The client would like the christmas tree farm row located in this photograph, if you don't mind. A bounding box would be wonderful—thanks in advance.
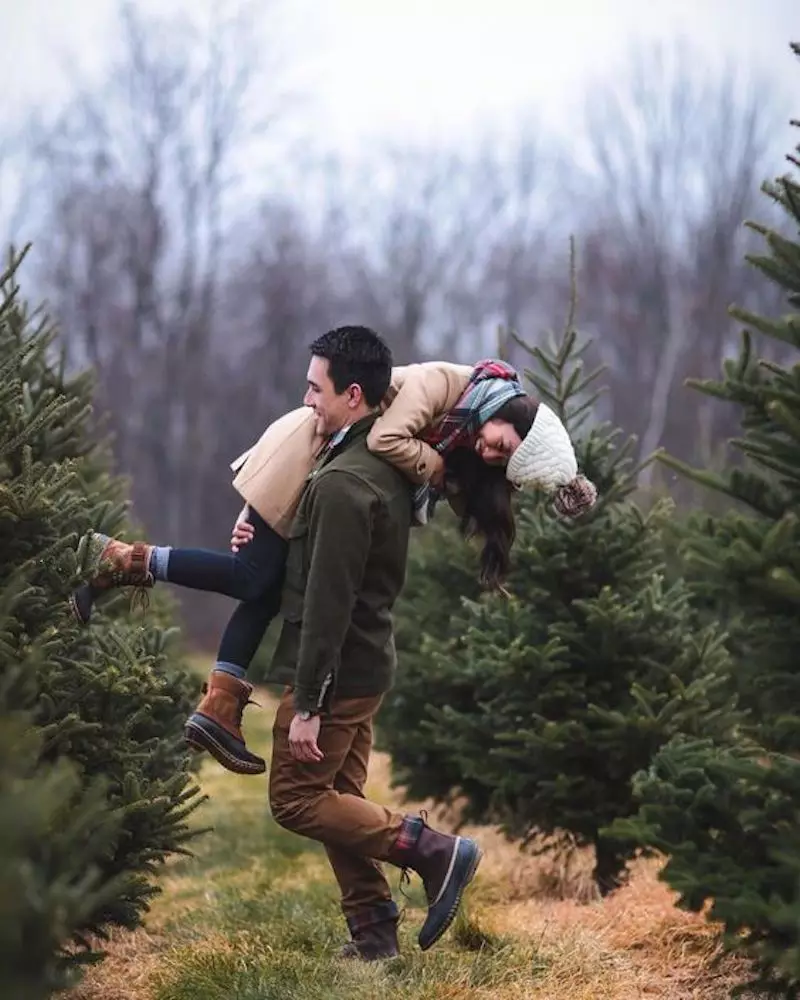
[0,247,203,999]
[4,50,800,999]
[380,65,800,999]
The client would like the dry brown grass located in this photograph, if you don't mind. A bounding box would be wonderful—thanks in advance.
[62,678,751,1000]
[65,929,165,1000]
[370,745,749,999]
[477,857,748,1000]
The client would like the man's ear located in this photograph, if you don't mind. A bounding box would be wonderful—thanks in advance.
[347,383,364,409]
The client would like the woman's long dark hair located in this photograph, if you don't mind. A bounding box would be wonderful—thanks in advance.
[444,394,539,590]
[444,448,514,589]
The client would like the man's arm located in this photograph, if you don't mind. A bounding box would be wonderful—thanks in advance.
[293,470,373,713]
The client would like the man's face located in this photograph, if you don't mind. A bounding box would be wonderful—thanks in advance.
[303,355,358,437]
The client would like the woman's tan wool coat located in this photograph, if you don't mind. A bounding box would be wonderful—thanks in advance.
[229,362,473,538]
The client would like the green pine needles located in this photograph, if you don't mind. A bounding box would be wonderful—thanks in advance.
[380,245,735,895]
[619,51,800,997]
[0,246,203,997]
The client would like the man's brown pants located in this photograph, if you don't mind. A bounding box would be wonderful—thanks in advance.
[269,688,406,919]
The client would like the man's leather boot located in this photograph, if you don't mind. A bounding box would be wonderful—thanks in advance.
[338,904,400,961]
[69,534,155,625]
[389,814,482,951]
[184,670,266,775]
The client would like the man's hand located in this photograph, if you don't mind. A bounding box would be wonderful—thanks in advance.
[231,517,255,552]
[288,713,324,763]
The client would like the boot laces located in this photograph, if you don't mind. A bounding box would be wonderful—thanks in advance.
[397,868,411,923]
[233,692,261,728]
[129,587,151,616]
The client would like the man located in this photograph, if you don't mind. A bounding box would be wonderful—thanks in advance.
[265,325,482,960]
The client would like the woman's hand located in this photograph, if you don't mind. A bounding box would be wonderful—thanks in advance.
[231,516,255,552]
[429,454,446,491]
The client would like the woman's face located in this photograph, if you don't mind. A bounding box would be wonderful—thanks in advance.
[475,419,522,466]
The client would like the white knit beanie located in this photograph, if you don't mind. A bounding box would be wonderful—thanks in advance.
[506,403,598,517]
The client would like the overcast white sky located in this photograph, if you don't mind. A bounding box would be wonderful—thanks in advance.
[3,0,800,246]
[6,0,800,151]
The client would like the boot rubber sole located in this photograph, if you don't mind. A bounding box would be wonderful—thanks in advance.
[184,716,266,776]
[418,839,483,952]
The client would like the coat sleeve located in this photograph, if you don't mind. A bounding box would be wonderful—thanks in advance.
[367,364,464,485]
[292,471,373,713]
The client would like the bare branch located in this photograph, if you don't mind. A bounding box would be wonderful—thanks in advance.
[576,40,780,480]
[35,0,291,553]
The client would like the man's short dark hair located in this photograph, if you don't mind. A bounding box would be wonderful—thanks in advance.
[309,326,393,407]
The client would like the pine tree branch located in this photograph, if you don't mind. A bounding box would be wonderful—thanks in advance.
[657,451,746,502]
[729,306,800,349]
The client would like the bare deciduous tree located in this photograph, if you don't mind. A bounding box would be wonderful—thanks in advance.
[339,143,509,363]
[0,116,52,247]
[574,41,782,482]
[39,0,282,547]
[28,0,299,641]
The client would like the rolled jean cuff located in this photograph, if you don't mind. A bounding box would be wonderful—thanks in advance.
[345,899,400,933]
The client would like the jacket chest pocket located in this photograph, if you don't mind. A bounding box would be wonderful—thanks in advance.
[282,514,308,624]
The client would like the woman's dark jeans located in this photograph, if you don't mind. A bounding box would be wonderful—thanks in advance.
[166,507,288,673]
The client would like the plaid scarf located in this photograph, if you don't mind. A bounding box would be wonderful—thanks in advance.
[412,359,525,525]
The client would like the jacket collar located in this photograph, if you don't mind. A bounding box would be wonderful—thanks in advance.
[322,412,379,463]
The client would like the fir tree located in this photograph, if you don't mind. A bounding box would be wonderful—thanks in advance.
[0,246,203,993]
[658,83,800,755]
[617,47,800,996]
[376,509,487,808]
[0,652,124,998]
[381,250,736,893]
[614,735,800,998]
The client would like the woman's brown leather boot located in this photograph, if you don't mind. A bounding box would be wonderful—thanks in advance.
[184,670,266,775]
[69,534,155,625]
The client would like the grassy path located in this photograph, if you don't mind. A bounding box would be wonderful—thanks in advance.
[66,670,750,1000]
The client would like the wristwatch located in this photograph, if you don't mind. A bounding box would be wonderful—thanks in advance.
[297,710,317,721]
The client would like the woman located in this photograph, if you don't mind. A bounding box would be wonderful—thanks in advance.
[70,358,596,776]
